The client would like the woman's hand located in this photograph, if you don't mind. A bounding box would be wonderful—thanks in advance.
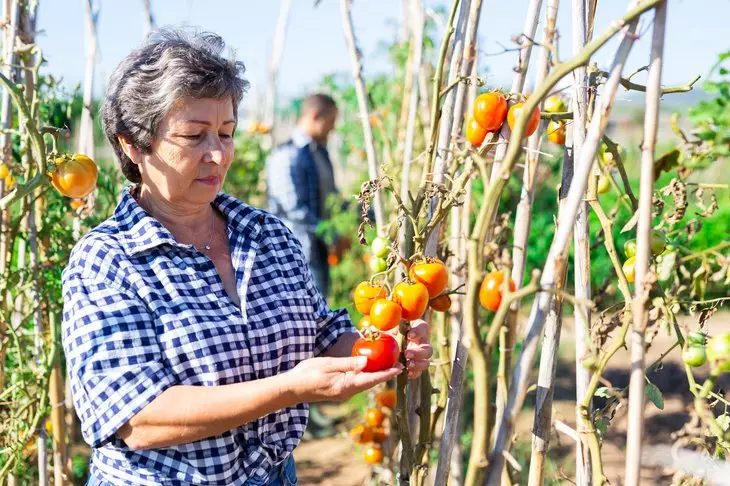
[394,319,433,380]
[287,356,403,403]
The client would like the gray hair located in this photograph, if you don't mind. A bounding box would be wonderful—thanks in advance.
[101,27,249,183]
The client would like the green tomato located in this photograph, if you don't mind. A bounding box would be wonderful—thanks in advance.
[369,257,388,274]
[650,229,667,256]
[622,256,636,284]
[707,332,730,372]
[688,331,707,346]
[371,237,390,259]
[623,239,637,258]
[543,95,566,113]
[682,345,707,368]
[597,174,611,194]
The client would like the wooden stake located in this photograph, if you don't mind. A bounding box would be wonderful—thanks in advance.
[624,2,666,484]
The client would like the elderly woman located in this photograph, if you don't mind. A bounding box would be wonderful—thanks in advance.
[61,28,432,486]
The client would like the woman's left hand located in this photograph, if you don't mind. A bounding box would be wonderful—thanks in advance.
[396,319,433,380]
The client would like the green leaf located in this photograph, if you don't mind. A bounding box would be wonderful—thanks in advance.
[645,381,664,410]
[595,416,610,438]
[594,387,613,398]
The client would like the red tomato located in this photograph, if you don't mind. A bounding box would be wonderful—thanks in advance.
[429,294,452,312]
[393,282,429,321]
[473,92,508,132]
[479,271,516,311]
[352,333,400,372]
[465,116,488,146]
[507,102,541,138]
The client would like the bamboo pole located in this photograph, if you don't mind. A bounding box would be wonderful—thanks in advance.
[0,0,19,394]
[340,0,385,236]
[488,0,543,182]
[263,0,292,147]
[504,0,560,455]
[624,2,666,484]
[399,0,424,256]
[522,3,563,485]
[485,2,649,483]
[141,0,154,37]
[571,0,594,483]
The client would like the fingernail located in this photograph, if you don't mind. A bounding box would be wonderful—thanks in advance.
[396,363,405,371]
[405,351,413,359]
[357,356,368,367]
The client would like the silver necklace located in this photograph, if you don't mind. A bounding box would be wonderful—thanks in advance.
[199,215,215,252]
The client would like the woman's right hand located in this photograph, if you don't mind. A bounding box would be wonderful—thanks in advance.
[287,356,403,403]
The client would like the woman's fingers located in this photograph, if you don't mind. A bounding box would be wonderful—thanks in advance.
[348,364,404,392]
[404,342,433,361]
[407,319,429,341]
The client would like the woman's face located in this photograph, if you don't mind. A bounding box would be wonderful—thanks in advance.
[137,97,236,208]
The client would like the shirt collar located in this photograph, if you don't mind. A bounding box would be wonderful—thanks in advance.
[292,127,328,152]
[115,184,263,256]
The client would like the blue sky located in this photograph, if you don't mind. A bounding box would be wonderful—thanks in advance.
[36,1,727,112]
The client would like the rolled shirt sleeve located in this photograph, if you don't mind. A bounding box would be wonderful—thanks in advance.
[62,274,178,448]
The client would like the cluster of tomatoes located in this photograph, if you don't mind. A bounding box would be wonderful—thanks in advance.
[465,91,542,148]
[351,238,452,372]
[682,331,730,373]
[620,229,668,284]
[349,388,396,465]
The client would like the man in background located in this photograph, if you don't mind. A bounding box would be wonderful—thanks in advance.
[266,93,340,298]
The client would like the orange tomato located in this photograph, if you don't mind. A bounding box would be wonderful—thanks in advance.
[353,282,387,315]
[479,271,516,311]
[327,253,340,266]
[409,260,449,298]
[369,299,402,331]
[50,153,98,198]
[375,389,397,409]
[393,282,429,321]
[364,445,384,465]
[350,424,374,444]
[507,103,541,139]
[429,294,452,312]
[473,92,508,132]
[546,120,566,145]
[366,408,386,427]
[465,117,488,147]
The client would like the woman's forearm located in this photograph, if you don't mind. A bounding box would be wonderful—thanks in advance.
[118,372,297,450]
[322,331,359,358]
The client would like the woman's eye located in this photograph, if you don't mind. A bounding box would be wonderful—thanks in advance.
[181,134,202,140]
[219,133,233,139]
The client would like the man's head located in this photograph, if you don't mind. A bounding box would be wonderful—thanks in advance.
[297,93,338,143]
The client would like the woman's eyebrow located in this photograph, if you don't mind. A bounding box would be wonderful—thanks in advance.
[183,119,236,125]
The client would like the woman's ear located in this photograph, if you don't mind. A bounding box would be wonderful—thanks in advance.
[118,136,140,164]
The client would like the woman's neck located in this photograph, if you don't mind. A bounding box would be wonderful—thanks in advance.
[134,184,216,247]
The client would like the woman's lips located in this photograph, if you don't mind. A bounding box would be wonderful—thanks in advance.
[196,176,220,186]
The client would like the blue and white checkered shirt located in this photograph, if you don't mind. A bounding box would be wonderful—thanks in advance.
[61,185,355,485]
